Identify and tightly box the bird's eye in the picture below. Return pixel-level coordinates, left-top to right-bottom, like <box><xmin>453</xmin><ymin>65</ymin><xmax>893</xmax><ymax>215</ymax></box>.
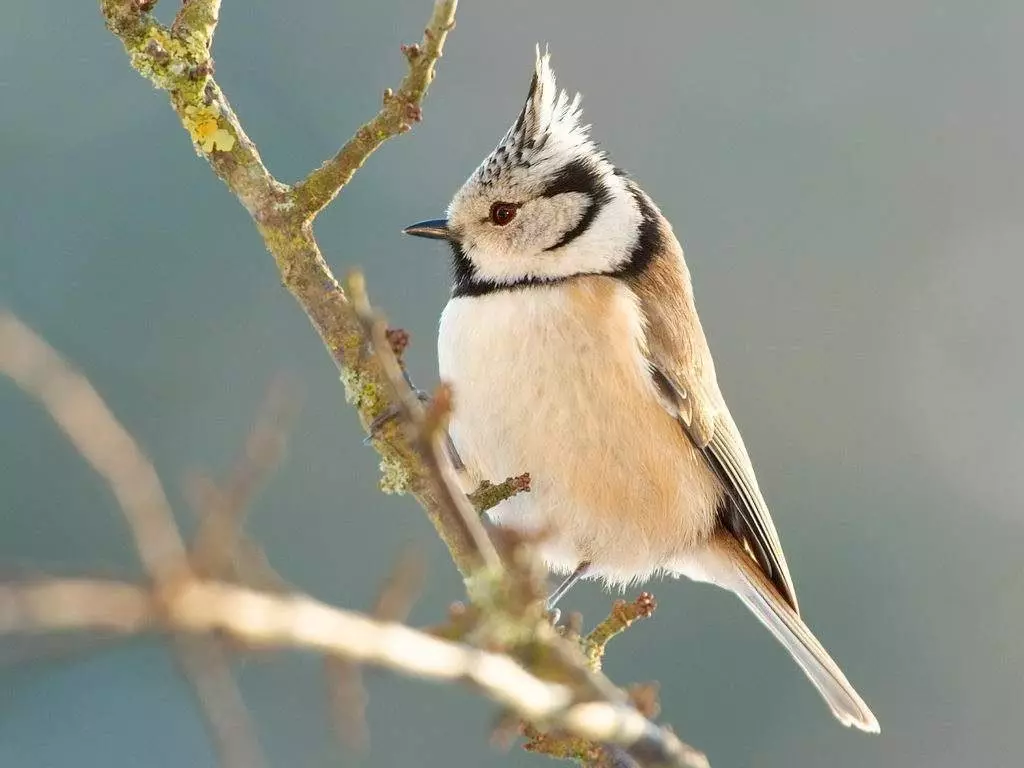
<box><xmin>489</xmin><ymin>202</ymin><xmax>519</xmax><ymax>226</ymax></box>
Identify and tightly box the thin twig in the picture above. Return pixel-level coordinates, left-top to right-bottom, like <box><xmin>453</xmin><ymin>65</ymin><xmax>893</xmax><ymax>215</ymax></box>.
<box><xmin>0</xmin><ymin>311</ymin><xmax>187</xmax><ymax>584</ymax></box>
<box><xmin>371</xmin><ymin>546</ymin><xmax>429</xmax><ymax>623</ymax></box>
<box><xmin>469</xmin><ymin>473</ymin><xmax>532</xmax><ymax>515</ymax></box>
<box><xmin>293</xmin><ymin>0</ymin><xmax>459</xmax><ymax>217</ymax></box>
<box><xmin>325</xmin><ymin>546</ymin><xmax>427</xmax><ymax>752</ymax></box>
<box><xmin>325</xmin><ymin>654</ymin><xmax>370</xmax><ymax>752</ymax></box>
<box><xmin>188</xmin><ymin>376</ymin><xmax>298</xmax><ymax>580</ymax></box>
<box><xmin>174</xmin><ymin>636</ymin><xmax>266</xmax><ymax>768</ymax></box>
<box><xmin>585</xmin><ymin>593</ymin><xmax>658</xmax><ymax>671</ymax></box>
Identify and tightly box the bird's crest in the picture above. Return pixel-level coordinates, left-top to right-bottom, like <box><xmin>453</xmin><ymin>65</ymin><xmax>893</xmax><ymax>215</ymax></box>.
<box><xmin>476</xmin><ymin>47</ymin><xmax>600</xmax><ymax>186</ymax></box>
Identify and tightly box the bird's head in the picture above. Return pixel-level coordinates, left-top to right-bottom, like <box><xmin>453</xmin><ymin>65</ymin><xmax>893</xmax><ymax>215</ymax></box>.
<box><xmin>405</xmin><ymin>48</ymin><xmax>648</xmax><ymax>296</ymax></box>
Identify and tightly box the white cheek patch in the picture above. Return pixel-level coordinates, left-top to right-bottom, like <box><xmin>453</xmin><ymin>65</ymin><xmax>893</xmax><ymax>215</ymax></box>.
<box><xmin>515</xmin><ymin>193</ymin><xmax>589</xmax><ymax>252</ymax></box>
<box><xmin>464</xmin><ymin>173</ymin><xmax>642</xmax><ymax>285</ymax></box>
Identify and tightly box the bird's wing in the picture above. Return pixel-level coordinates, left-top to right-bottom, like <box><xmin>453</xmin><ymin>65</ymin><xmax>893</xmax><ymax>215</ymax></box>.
<box><xmin>649</xmin><ymin>360</ymin><xmax>798</xmax><ymax>611</ymax></box>
<box><xmin>625</xmin><ymin>206</ymin><xmax>798</xmax><ymax>611</ymax></box>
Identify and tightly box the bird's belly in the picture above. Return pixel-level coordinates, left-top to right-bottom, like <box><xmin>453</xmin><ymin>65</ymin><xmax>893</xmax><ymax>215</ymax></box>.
<box><xmin>438</xmin><ymin>281</ymin><xmax>722</xmax><ymax>586</ymax></box>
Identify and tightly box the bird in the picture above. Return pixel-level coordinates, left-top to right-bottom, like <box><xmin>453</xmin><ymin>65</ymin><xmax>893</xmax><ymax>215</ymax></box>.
<box><xmin>403</xmin><ymin>48</ymin><xmax>879</xmax><ymax>733</ymax></box>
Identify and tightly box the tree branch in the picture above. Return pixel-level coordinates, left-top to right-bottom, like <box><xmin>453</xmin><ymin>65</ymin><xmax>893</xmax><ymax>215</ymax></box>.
<box><xmin>1</xmin><ymin>310</ymin><xmax>265</xmax><ymax>765</ymax></box>
<box><xmin>173</xmin><ymin>636</ymin><xmax>266</xmax><ymax>768</ymax></box>
<box><xmin>99</xmin><ymin>0</ymin><xmax>486</xmax><ymax>580</ymax></box>
<box><xmin>172</xmin><ymin>0</ymin><xmax>221</xmax><ymax>48</ymax></box>
<box><xmin>0</xmin><ymin>578</ymin><xmax>706</xmax><ymax>768</ymax></box>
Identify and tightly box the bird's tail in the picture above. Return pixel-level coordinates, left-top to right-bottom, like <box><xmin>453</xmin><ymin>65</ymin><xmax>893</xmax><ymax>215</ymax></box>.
<box><xmin>711</xmin><ymin>536</ymin><xmax>880</xmax><ymax>732</ymax></box>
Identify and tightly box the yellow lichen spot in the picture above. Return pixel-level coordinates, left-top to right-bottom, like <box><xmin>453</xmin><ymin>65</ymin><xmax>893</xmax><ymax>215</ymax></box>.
<box><xmin>183</xmin><ymin>103</ymin><xmax>235</xmax><ymax>154</ymax></box>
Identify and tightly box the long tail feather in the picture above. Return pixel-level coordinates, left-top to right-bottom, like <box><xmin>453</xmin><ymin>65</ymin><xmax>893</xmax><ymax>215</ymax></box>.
<box><xmin>711</xmin><ymin>537</ymin><xmax>880</xmax><ymax>732</ymax></box>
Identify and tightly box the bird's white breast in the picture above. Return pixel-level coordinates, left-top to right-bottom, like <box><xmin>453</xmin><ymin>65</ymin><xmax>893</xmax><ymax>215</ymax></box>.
<box><xmin>438</xmin><ymin>276</ymin><xmax>722</xmax><ymax>586</ymax></box>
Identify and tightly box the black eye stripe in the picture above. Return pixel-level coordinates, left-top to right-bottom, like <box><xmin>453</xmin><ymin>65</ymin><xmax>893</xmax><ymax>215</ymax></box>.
<box><xmin>539</xmin><ymin>158</ymin><xmax>612</xmax><ymax>252</ymax></box>
<box><xmin>539</xmin><ymin>157</ymin><xmax>605</xmax><ymax>198</ymax></box>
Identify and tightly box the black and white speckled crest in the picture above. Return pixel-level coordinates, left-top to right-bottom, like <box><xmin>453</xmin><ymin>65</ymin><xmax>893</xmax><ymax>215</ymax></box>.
<box><xmin>439</xmin><ymin>48</ymin><xmax>657</xmax><ymax>297</ymax></box>
<box><xmin>474</xmin><ymin>47</ymin><xmax>603</xmax><ymax>188</ymax></box>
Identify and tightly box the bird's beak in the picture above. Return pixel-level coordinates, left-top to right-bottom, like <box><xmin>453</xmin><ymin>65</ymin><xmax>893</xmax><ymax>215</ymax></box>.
<box><xmin>403</xmin><ymin>218</ymin><xmax>456</xmax><ymax>242</ymax></box>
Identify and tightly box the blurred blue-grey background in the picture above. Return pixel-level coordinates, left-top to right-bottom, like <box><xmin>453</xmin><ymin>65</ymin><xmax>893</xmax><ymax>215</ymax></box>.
<box><xmin>3</xmin><ymin>2</ymin><xmax>1023</xmax><ymax>766</ymax></box>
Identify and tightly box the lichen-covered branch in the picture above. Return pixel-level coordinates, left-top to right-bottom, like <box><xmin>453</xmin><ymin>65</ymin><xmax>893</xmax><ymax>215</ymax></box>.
<box><xmin>0</xmin><ymin>578</ymin><xmax>706</xmax><ymax>768</ymax></box>
<box><xmin>172</xmin><ymin>0</ymin><xmax>221</xmax><ymax>47</ymax></box>
<box><xmin>99</xmin><ymin>0</ymin><xmax>487</xmax><ymax>579</ymax></box>
<box><xmin>585</xmin><ymin>593</ymin><xmax>658</xmax><ymax>671</ymax></box>
<box><xmin>346</xmin><ymin>271</ymin><xmax>501</xmax><ymax>577</ymax></box>
<box><xmin>469</xmin><ymin>473</ymin><xmax>532</xmax><ymax>514</ymax></box>
<box><xmin>100</xmin><ymin>0</ymin><xmax>282</xmax><ymax>217</ymax></box>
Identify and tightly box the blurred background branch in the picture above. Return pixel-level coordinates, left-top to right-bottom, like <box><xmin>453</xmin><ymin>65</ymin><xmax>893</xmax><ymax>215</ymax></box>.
<box><xmin>0</xmin><ymin>307</ymin><xmax>704</xmax><ymax>767</ymax></box>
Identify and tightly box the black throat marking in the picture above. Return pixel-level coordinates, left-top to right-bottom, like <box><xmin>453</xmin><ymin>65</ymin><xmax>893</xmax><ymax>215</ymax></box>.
<box><xmin>450</xmin><ymin>177</ymin><xmax>666</xmax><ymax>299</ymax></box>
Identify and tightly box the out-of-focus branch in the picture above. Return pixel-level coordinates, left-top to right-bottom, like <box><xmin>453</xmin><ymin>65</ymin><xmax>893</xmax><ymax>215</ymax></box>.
<box><xmin>174</xmin><ymin>636</ymin><xmax>266</xmax><ymax>768</ymax></box>
<box><xmin>0</xmin><ymin>311</ymin><xmax>186</xmax><ymax>584</ymax></box>
<box><xmin>0</xmin><ymin>578</ymin><xmax>706</xmax><ymax>768</ymax></box>
<box><xmin>188</xmin><ymin>377</ymin><xmax>298</xmax><ymax>582</ymax></box>
<box><xmin>325</xmin><ymin>546</ymin><xmax>427</xmax><ymax>752</ymax></box>
<box><xmin>294</xmin><ymin>0</ymin><xmax>458</xmax><ymax>217</ymax></box>
<box><xmin>0</xmin><ymin>579</ymin><xmax>150</xmax><ymax>633</ymax></box>
<box><xmin>1</xmin><ymin>310</ymin><xmax>265</xmax><ymax>767</ymax></box>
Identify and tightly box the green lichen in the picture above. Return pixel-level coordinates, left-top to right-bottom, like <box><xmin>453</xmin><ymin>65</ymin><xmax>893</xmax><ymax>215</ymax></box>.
<box><xmin>467</xmin><ymin>473</ymin><xmax>531</xmax><ymax>515</ymax></box>
<box><xmin>119</xmin><ymin>19</ymin><xmax>232</xmax><ymax>157</ymax></box>
<box><xmin>378</xmin><ymin>452</ymin><xmax>413</xmax><ymax>495</ymax></box>
<box><xmin>339</xmin><ymin>367</ymin><xmax>386</xmax><ymax>416</ymax></box>
<box><xmin>128</xmin><ymin>24</ymin><xmax>198</xmax><ymax>92</ymax></box>
<box><xmin>340</xmin><ymin>368</ymin><xmax>412</xmax><ymax>495</ymax></box>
